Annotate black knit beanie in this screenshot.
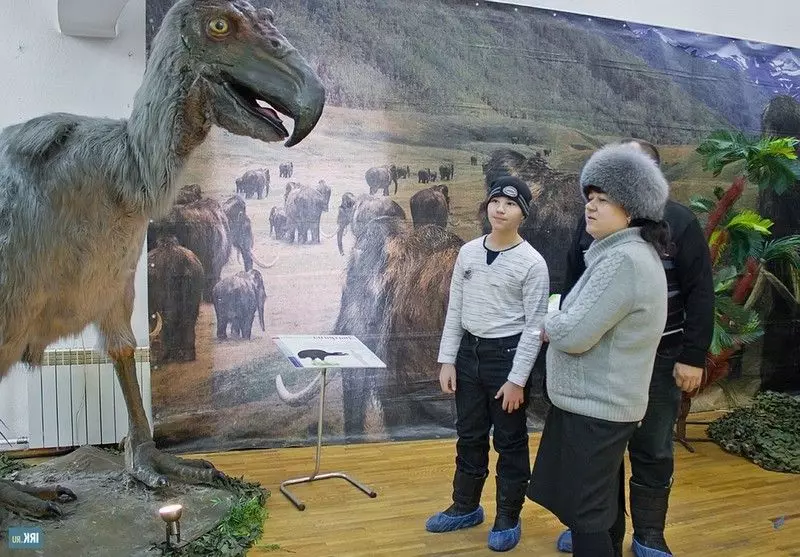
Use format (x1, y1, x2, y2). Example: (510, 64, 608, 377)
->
(487, 176, 532, 218)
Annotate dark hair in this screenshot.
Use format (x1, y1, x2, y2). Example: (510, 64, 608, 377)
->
(477, 199, 489, 219)
(619, 138, 661, 166)
(631, 218, 672, 256)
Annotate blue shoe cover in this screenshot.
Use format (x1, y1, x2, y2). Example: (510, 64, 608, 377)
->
(488, 520, 521, 552)
(556, 529, 573, 553)
(425, 506, 484, 533)
(632, 537, 672, 557)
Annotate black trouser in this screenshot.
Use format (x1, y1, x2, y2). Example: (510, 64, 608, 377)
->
(455, 332, 531, 485)
(571, 464, 626, 557)
(629, 344, 682, 488)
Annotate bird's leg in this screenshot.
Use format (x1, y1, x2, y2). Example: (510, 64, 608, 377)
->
(0, 348, 77, 518)
(0, 479, 76, 519)
(110, 346, 224, 488)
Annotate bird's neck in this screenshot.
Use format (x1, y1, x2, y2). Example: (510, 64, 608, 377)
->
(125, 36, 211, 216)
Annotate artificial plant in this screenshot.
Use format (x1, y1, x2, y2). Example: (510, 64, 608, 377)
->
(691, 131, 800, 387)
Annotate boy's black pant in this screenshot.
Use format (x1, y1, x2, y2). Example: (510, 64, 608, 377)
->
(454, 331, 531, 487)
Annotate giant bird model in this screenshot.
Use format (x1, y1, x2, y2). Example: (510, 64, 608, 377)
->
(0, 0, 324, 518)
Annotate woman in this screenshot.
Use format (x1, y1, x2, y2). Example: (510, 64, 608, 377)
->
(528, 143, 670, 557)
(427, 176, 550, 552)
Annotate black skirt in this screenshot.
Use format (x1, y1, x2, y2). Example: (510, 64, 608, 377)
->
(527, 405, 637, 532)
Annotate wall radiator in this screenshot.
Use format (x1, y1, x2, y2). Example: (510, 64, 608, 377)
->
(25, 347, 152, 450)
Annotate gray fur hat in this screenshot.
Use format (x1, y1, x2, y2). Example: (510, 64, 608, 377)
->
(579, 143, 669, 221)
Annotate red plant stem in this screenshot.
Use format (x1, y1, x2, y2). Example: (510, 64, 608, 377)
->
(706, 346, 737, 374)
(709, 229, 728, 264)
(732, 257, 760, 304)
(705, 176, 746, 240)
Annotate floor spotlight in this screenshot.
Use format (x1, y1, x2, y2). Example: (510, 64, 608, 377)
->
(159, 503, 183, 547)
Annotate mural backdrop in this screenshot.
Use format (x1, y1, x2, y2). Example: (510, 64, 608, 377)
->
(145, 0, 800, 454)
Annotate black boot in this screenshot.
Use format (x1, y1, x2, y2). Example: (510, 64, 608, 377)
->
(488, 478, 527, 551)
(425, 470, 487, 533)
(630, 480, 673, 556)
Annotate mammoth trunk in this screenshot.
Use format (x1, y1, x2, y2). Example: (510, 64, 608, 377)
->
(258, 300, 265, 332)
(241, 249, 253, 272)
(337, 222, 347, 255)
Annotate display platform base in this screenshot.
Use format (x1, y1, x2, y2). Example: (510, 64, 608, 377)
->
(1, 445, 244, 556)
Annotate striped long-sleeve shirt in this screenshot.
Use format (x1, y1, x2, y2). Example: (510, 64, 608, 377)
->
(437, 236, 550, 386)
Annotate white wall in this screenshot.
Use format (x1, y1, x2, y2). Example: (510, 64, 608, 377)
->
(0, 0, 796, 444)
(0, 0, 145, 445)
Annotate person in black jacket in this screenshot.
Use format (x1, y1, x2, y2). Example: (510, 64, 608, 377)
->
(555, 139, 714, 557)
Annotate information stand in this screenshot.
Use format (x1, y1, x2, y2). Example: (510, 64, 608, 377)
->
(272, 335, 386, 511)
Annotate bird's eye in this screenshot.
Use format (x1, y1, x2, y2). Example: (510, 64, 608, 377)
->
(207, 17, 230, 37)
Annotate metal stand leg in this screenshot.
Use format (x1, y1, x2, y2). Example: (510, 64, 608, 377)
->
(280, 368, 377, 511)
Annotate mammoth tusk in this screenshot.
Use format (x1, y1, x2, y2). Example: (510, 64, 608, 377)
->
(149, 312, 163, 338)
(253, 252, 279, 269)
(321, 226, 337, 239)
(276, 371, 323, 406)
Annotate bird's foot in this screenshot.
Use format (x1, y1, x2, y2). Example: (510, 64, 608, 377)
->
(126, 439, 225, 489)
(0, 479, 76, 518)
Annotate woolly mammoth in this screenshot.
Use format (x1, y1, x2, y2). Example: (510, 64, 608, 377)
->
(147, 236, 204, 363)
(148, 197, 232, 302)
(269, 205, 288, 239)
(279, 162, 294, 178)
(365, 166, 397, 196)
(278, 217, 464, 440)
(212, 269, 266, 340)
(235, 168, 270, 199)
(410, 185, 449, 229)
(284, 181, 301, 202)
(438, 164, 454, 180)
(284, 184, 327, 243)
(175, 183, 202, 204)
(336, 192, 406, 255)
(222, 195, 254, 270)
(314, 179, 332, 211)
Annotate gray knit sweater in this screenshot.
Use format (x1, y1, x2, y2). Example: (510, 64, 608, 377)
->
(438, 236, 550, 387)
(545, 228, 668, 423)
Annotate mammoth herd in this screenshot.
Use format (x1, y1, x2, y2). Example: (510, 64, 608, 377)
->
(146, 159, 454, 367)
(147, 182, 277, 364)
(150, 150, 571, 441)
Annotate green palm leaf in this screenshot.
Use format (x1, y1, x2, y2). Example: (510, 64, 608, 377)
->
(696, 132, 800, 192)
(725, 210, 774, 235)
(759, 235, 800, 266)
(726, 228, 764, 267)
(746, 157, 800, 194)
(696, 130, 751, 176)
(713, 265, 739, 294)
(710, 296, 764, 354)
(689, 195, 715, 215)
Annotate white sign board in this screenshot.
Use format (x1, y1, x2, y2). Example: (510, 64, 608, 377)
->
(272, 335, 387, 369)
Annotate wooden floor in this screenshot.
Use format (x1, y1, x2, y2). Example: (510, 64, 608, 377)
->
(191, 420, 800, 557)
